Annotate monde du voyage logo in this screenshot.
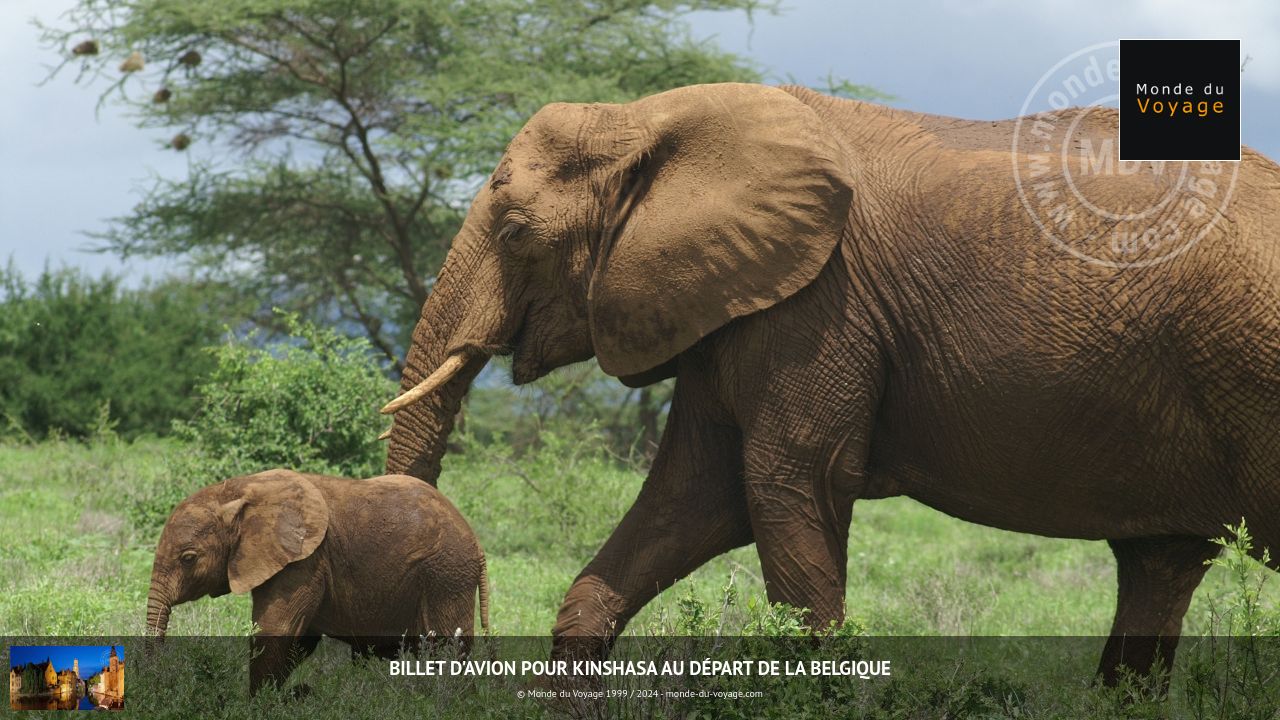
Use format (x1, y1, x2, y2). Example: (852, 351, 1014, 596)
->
(1120, 39, 1241, 161)
(1013, 39, 1242, 270)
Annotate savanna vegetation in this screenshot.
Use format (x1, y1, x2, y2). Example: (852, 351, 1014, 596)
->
(3, 324, 1280, 717)
(0, 263, 245, 441)
(5, 0, 1280, 717)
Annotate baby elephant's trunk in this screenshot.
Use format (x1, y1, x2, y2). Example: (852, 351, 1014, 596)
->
(146, 588, 171, 638)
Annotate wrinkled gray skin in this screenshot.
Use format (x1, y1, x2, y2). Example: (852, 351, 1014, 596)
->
(383, 82, 1280, 684)
(146, 470, 489, 694)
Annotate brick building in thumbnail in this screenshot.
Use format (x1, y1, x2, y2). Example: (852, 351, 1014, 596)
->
(96, 646, 124, 702)
(8, 657, 65, 696)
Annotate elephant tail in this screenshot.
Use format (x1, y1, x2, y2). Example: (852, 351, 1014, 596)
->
(477, 545, 490, 634)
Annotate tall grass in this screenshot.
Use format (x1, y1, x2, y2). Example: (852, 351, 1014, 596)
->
(3, 435, 1279, 717)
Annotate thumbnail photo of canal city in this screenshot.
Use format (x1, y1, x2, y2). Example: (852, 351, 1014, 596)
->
(9, 645, 124, 711)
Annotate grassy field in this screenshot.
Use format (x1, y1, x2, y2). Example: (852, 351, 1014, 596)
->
(1, 434, 1271, 638)
(3, 435, 1279, 717)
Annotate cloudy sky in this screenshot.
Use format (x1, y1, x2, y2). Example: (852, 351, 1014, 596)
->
(2, 0, 1277, 283)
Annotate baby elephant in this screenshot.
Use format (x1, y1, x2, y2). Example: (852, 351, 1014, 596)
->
(145, 469, 489, 693)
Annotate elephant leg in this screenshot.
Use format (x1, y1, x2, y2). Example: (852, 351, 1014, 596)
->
(418, 588, 477, 658)
(249, 572, 323, 695)
(742, 460, 859, 632)
(1098, 536, 1219, 687)
(739, 371, 877, 633)
(250, 634, 320, 695)
(551, 380, 753, 659)
(423, 588, 477, 638)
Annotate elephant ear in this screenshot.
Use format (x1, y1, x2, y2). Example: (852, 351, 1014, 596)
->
(588, 83, 853, 377)
(220, 470, 329, 594)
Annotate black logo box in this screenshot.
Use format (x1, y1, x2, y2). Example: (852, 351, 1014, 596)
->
(1120, 39, 1241, 161)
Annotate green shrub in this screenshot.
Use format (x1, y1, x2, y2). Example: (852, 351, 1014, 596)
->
(178, 312, 393, 476)
(127, 313, 393, 532)
(1181, 520, 1280, 718)
(0, 262, 236, 440)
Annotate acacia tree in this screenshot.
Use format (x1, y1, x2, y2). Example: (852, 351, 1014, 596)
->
(40, 0, 768, 370)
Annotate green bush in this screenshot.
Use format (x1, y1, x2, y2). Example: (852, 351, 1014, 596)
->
(175, 311, 395, 477)
(0, 262, 236, 440)
(128, 313, 394, 532)
(1181, 520, 1280, 718)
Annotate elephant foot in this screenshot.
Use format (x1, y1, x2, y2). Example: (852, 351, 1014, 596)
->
(544, 637, 609, 705)
(549, 635, 612, 668)
(550, 577, 626, 663)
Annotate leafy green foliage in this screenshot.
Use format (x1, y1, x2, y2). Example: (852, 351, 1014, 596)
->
(35, 0, 888, 462)
(0, 263, 236, 441)
(40, 0, 772, 364)
(1180, 520, 1280, 719)
(125, 313, 393, 532)
(173, 312, 394, 475)
(1204, 519, 1278, 636)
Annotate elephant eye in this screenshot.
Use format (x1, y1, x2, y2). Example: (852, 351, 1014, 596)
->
(496, 221, 523, 247)
(180, 551, 198, 565)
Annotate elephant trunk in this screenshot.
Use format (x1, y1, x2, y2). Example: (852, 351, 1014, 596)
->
(146, 590, 171, 638)
(385, 231, 498, 484)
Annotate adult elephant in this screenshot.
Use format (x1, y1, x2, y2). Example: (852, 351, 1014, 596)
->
(381, 82, 1280, 682)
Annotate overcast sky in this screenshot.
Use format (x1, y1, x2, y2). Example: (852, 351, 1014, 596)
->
(2, 0, 1277, 284)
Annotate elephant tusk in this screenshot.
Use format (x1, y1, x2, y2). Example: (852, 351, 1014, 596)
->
(380, 353, 468, 414)
(377, 427, 393, 441)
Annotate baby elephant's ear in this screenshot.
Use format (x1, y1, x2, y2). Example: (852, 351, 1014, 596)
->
(221, 470, 329, 594)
